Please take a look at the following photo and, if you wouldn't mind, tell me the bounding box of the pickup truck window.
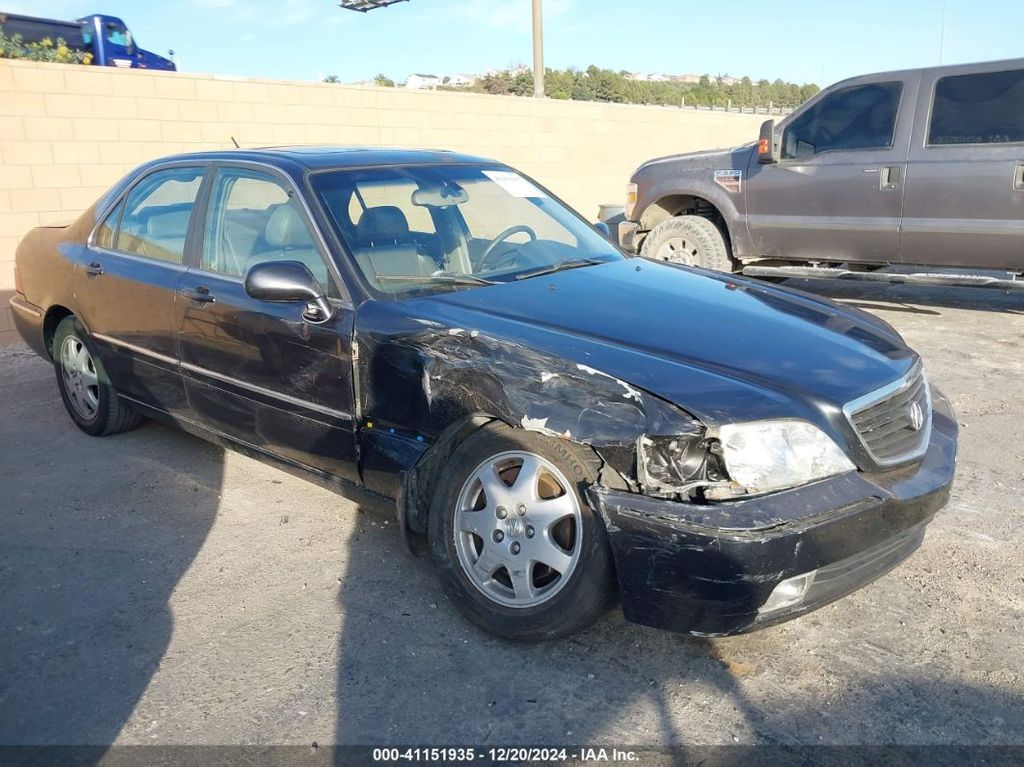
[109,167,203,264]
[782,82,902,160]
[929,68,1024,145]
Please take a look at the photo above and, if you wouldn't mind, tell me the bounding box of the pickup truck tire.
[428,422,615,641]
[641,215,735,272]
[53,316,142,437]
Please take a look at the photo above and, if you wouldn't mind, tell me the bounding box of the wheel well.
[398,414,498,554]
[641,195,731,248]
[42,305,74,359]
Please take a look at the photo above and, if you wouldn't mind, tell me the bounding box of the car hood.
[406,260,916,427]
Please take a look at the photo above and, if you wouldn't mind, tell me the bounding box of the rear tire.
[53,316,141,437]
[641,215,735,272]
[428,422,615,641]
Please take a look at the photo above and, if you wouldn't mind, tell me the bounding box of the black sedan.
[9,147,958,640]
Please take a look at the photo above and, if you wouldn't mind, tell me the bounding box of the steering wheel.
[478,225,538,271]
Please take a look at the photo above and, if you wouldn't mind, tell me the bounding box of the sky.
[7,0,1024,88]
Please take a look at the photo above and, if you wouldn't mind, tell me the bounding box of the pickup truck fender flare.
[635,177,753,257]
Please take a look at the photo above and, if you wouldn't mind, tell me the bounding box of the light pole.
[532,0,544,97]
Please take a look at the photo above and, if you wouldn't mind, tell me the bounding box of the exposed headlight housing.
[636,435,710,496]
[714,420,856,496]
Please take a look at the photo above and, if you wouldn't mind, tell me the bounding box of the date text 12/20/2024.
[372,747,640,762]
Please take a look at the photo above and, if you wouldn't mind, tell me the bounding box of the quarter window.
[94,200,124,250]
[112,167,204,264]
[782,82,902,160]
[929,69,1024,145]
[201,168,336,296]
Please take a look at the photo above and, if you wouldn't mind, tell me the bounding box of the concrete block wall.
[0,59,765,344]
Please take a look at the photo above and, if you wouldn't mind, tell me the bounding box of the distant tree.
[373,73,396,87]
[462,64,816,110]
[481,71,512,95]
[323,74,340,83]
[509,68,534,96]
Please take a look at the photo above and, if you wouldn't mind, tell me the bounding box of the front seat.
[246,204,328,287]
[353,206,437,287]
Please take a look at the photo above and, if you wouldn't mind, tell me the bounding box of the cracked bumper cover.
[588,393,958,637]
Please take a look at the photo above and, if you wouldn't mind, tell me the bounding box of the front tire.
[641,215,735,271]
[428,423,615,641]
[53,316,141,437]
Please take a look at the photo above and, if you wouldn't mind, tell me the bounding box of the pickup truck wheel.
[641,215,735,272]
[53,316,141,437]
[428,422,615,641]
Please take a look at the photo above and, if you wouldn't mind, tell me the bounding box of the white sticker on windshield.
[483,170,548,199]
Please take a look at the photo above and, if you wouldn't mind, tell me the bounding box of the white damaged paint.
[520,415,572,440]
[576,364,643,402]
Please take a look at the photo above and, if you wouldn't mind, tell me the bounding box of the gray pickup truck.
[619,58,1024,289]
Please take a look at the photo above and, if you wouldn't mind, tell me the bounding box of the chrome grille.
[844,363,931,466]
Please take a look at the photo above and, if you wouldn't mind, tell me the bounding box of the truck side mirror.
[758,119,778,164]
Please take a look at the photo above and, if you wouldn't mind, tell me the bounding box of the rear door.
[176,164,359,482]
[74,164,206,415]
[901,64,1024,269]
[745,76,916,264]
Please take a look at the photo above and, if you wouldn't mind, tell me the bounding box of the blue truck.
[0,11,175,70]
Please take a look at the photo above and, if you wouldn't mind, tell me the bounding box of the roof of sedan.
[168,146,498,169]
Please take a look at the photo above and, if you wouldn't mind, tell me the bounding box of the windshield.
[311,164,622,296]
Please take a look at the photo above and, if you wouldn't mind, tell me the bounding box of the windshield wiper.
[375,272,497,286]
[513,258,603,281]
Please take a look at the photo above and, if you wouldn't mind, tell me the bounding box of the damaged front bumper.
[587,394,959,637]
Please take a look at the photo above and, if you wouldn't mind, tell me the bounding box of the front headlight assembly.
[636,420,856,501]
[714,419,856,497]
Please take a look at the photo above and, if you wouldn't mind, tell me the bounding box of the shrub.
[0,27,93,65]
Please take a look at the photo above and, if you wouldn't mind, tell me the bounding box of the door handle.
[1014,163,1024,191]
[181,286,216,304]
[880,166,901,190]
[84,261,104,277]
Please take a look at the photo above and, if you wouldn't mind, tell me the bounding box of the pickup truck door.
[175,165,359,483]
[745,76,916,264]
[901,65,1024,269]
[73,165,206,417]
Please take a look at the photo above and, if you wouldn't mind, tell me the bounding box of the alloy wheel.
[60,335,100,421]
[453,450,583,608]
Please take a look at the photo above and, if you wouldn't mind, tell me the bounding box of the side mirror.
[244,261,332,323]
[758,119,778,164]
[594,221,614,242]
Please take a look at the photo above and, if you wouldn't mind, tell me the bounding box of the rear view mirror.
[758,119,778,164]
[594,221,614,242]
[411,185,468,207]
[244,260,332,322]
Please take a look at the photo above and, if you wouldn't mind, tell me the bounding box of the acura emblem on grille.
[908,401,925,432]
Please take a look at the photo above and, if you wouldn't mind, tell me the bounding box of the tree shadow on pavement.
[0,347,221,748]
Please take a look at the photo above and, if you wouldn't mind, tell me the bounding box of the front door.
[901,65,1024,269]
[745,77,914,264]
[176,165,359,482]
[73,165,206,415]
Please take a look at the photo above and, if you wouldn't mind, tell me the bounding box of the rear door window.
[928,68,1024,145]
[112,167,204,264]
[782,82,902,159]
